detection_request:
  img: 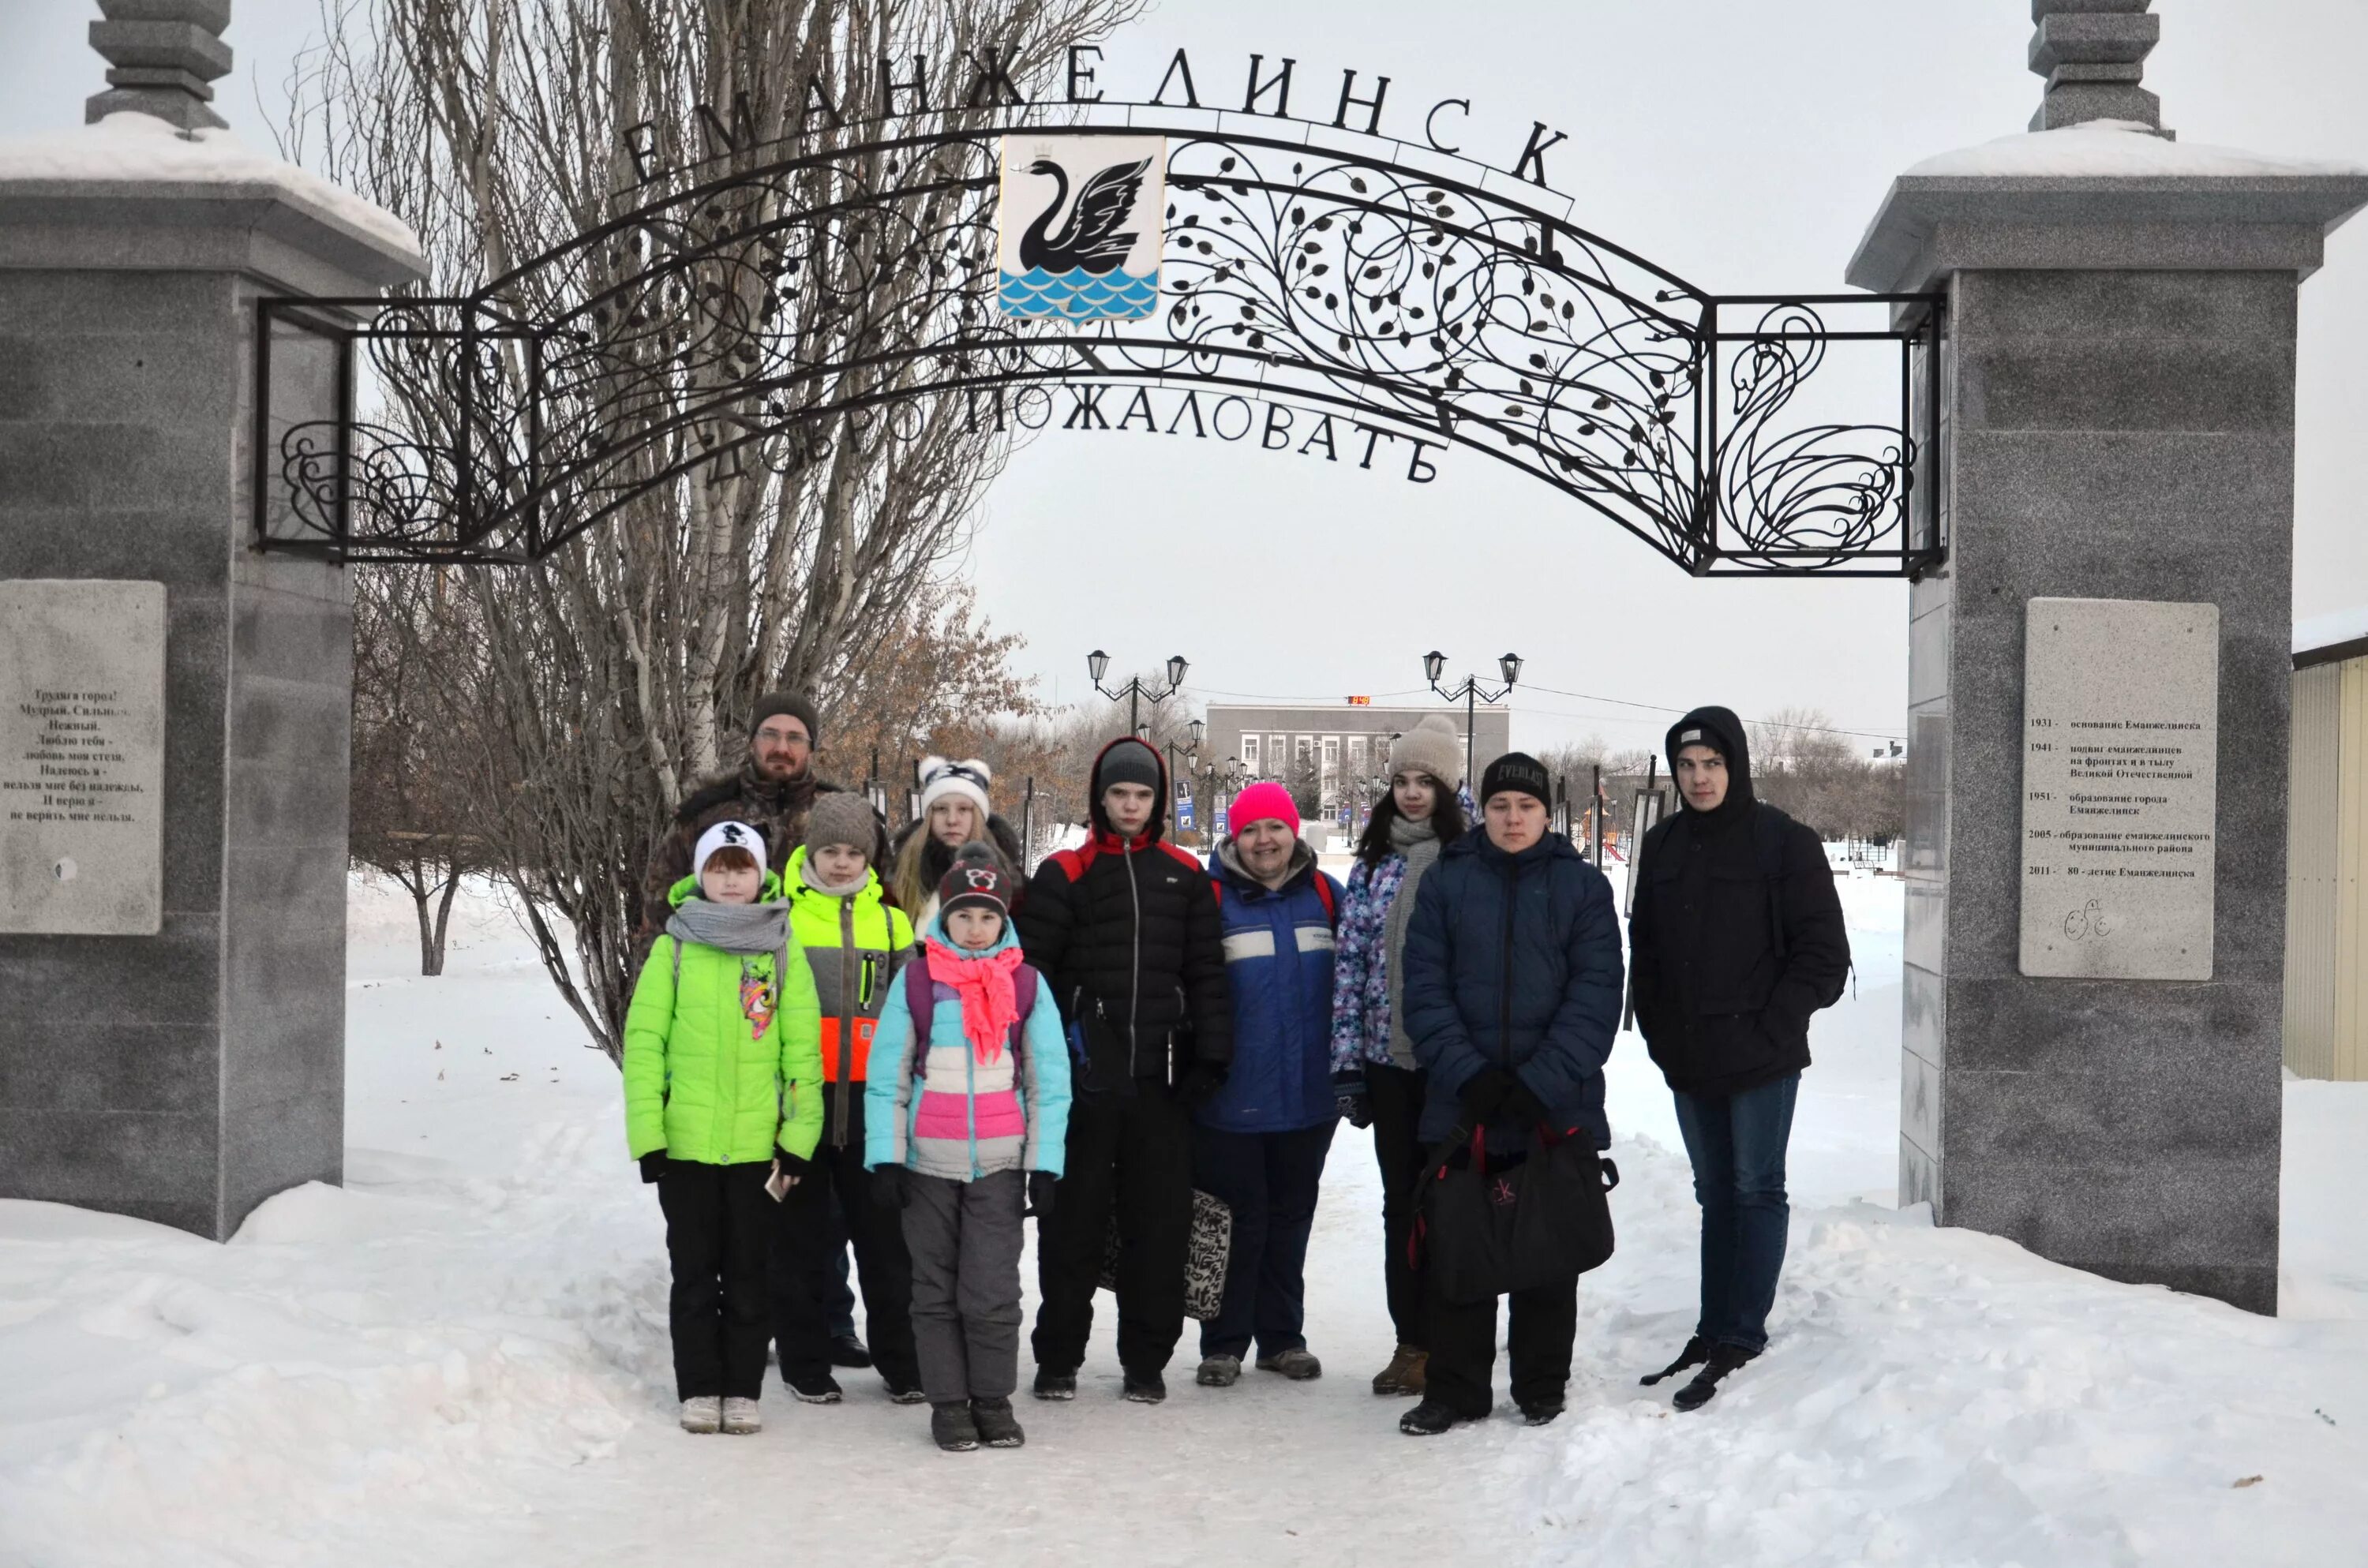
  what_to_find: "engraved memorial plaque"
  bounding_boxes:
[0,580,167,934]
[2019,597,2218,980]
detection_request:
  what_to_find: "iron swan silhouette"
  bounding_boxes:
[1017,155,1150,275]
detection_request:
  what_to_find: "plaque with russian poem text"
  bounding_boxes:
[0,581,166,934]
[2020,597,2218,980]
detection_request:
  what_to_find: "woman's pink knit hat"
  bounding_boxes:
[1228,780,1301,838]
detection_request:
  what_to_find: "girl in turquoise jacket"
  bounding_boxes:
[864,844,1069,1451]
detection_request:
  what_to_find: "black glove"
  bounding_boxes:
[1175,1061,1230,1109]
[1457,1067,1519,1125]
[639,1151,667,1184]
[1501,1076,1548,1127]
[1026,1170,1058,1218]
[1332,1072,1372,1128]
[774,1150,813,1180]
[870,1163,911,1211]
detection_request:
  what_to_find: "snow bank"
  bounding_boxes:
[1542,1185,2368,1566]
[0,111,419,258]
[2281,1079,2368,1319]
[1904,119,2368,181]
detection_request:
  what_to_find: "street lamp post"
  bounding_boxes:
[1087,649,1190,735]
[1422,649,1523,787]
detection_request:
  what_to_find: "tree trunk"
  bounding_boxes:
[411,879,441,977]
[427,873,462,976]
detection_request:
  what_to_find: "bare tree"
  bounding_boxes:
[1744,706,1904,840]
[825,579,1048,811]
[291,0,1141,1057]
[350,565,485,975]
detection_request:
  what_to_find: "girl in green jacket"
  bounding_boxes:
[623,820,823,1435]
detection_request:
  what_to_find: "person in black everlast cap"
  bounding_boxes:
[1394,751,1624,1436]
[1629,706,1849,1413]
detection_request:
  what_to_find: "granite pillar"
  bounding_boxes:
[1851,152,2368,1312]
[0,122,422,1237]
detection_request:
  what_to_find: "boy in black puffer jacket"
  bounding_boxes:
[1018,737,1231,1404]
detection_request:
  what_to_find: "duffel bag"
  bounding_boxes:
[1415,1127,1617,1304]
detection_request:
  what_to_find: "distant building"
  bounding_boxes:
[1202,700,1513,818]
[2286,609,2368,1081]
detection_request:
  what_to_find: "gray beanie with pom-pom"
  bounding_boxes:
[1389,714,1464,789]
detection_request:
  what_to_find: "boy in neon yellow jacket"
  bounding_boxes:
[624,820,823,1435]
[773,799,923,1405]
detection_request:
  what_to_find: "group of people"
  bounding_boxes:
[620,691,1850,1451]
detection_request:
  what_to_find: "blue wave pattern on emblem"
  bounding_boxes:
[998,266,1160,321]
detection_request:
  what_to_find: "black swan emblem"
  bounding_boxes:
[1017,156,1150,275]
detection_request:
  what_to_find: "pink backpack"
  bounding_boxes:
[901,959,1040,1076]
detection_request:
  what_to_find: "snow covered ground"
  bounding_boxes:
[3,870,2366,1566]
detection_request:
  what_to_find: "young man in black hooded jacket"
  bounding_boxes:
[1018,737,1232,1404]
[1628,706,1849,1411]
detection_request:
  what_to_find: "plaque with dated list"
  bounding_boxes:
[2020,597,2218,980]
[0,580,167,935]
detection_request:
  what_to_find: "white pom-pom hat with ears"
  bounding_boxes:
[693,820,768,878]
[917,755,993,820]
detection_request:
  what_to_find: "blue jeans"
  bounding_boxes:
[1671,1073,1799,1355]
[1192,1120,1337,1360]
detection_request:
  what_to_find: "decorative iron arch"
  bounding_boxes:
[254,102,1943,576]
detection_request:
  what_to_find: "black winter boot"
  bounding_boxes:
[1399,1398,1465,1436]
[1122,1368,1167,1404]
[931,1401,981,1452]
[1641,1334,1711,1387]
[1518,1397,1564,1426]
[972,1397,1025,1448]
[1673,1345,1758,1412]
[828,1333,872,1369]
[1032,1367,1077,1401]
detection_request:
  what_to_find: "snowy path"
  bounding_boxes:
[3,875,2366,1566]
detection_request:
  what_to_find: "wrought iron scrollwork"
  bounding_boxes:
[1710,301,1929,571]
[253,112,1943,576]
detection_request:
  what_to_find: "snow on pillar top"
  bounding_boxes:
[85,0,234,133]
[2029,0,2168,137]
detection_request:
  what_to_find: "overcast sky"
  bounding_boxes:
[7,0,2364,754]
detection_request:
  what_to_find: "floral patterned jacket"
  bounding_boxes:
[1327,852,1407,1078]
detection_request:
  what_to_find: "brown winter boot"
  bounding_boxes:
[1372,1345,1427,1397]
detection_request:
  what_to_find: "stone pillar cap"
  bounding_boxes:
[1848,121,2368,293]
[86,0,238,133]
[0,110,423,289]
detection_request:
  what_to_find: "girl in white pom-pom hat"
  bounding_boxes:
[888,754,1023,927]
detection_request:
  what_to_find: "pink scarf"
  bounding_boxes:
[924,937,1025,1063]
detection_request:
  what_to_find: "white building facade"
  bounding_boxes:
[1202,700,1513,819]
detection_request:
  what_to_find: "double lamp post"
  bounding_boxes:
[1422,649,1522,788]
[1087,649,1188,735]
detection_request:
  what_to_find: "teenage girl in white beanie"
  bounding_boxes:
[889,755,1022,926]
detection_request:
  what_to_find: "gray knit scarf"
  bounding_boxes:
[666,896,791,956]
[799,857,870,899]
[1383,814,1444,1070]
